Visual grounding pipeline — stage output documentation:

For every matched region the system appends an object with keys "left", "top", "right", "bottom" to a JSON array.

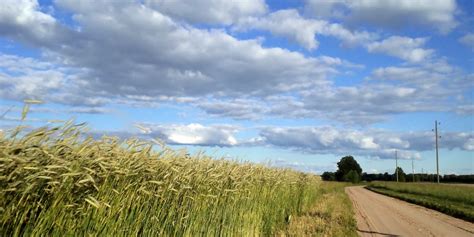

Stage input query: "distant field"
[
  {"left": 367, "top": 182, "right": 474, "bottom": 222},
  {"left": 0, "top": 122, "right": 357, "bottom": 236}
]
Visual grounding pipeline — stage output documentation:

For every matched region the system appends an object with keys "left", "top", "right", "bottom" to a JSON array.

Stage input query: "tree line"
[
  {"left": 361, "top": 172, "right": 474, "bottom": 183},
  {"left": 321, "top": 156, "right": 474, "bottom": 184}
]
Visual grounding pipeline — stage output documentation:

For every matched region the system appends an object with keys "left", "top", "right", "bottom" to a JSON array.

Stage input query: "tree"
[
  {"left": 321, "top": 172, "right": 336, "bottom": 181},
  {"left": 335, "top": 156, "right": 362, "bottom": 182},
  {"left": 394, "top": 167, "right": 406, "bottom": 182},
  {"left": 344, "top": 170, "right": 361, "bottom": 183}
]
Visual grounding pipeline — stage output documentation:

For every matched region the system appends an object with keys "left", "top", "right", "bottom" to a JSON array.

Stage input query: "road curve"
[{"left": 345, "top": 186, "right": 474, "bottom": 237}]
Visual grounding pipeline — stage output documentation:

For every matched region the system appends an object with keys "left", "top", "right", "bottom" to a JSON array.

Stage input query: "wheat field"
[{"left": 0, "top": 120, "right": 321, "bottom": 236}]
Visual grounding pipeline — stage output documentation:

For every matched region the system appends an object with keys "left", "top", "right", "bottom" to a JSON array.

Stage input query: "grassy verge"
[
  {"left": 367, "top": 182, "right": 474, "bottom": 222},
  {"left": 0, "top": 123, "right": 321, "bottom": 236},
  {"left": 277, "top": 182, "right": 358, "bottom": 237}
]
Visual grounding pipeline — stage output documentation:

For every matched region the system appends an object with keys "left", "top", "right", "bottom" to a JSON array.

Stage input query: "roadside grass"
[
  {"left": 277, "top": 182, "right": 358, "bottom": 237},
  {"left": 0, "top": 123, "right": 322, "bottom": 236},
  {"left": 367, "top": 181, "right": 474, "bottom": 222}
]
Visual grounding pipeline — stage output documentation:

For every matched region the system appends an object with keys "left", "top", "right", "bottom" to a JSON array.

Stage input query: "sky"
[{"left": 0, "top": 0, "right": 473, "bottom": 175}]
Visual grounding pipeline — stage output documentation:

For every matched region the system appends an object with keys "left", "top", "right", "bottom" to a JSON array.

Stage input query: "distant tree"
[
  {"left": 362, "top": 172, "right": 369, "bottom": 181},
  {"left": 394, "top": 167, "right": 406, "bottom": 182},
  {"left": 415, "top": 174, "right": 421, "bottom": 182},
  {"left": 335, "top": 156, "right": 362, "bottom": 182},
  {"left": 321, "top": 172, "right": 336, "bottom": 181},
  {"left": 443, "top": 174, "right": 474, "bottom": 183}
]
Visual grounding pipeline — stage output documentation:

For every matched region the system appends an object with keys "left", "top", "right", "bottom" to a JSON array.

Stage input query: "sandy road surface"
[{"left": 346, "top": 186, "right": 474, "bottom": 237}]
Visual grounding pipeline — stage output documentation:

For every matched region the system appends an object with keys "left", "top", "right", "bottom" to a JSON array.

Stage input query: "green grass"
[
  {"left": 367, "top": 181, "right": 474, "bottom": 222},
  {"left": 0, "top": 123, "right": 322, "bottom": 236},
  {"left": 278, "top": 182, "right": 357, "bottom": 237}
]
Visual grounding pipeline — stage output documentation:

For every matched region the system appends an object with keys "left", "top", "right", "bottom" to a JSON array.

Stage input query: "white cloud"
[
  {"left": 0, "top": 0, "right": 471, "bottom": 127},
  {"left": 367, "top": 36, "right": 434, "bottom": 63},
  {"left": 369, "top": 62, "right": 471, "bottom": 96},
  {"left": 234, "top": 9, "right": 376, "bottom": 50},
  {"left": 305, "top": 0, "right": 458, "bottom": 33},
  {"left": 294, "top": 84, "right": 424, "bottom": 124},
  {"left": 140, "top": 123, "right": 239, "bottom": 146},
  {"left": 258, "top": 126, "right": 385, "bottom": 153},
  {"left": 257, "top": 126, "right": 472, "bottom": 158},
  {"left": 235, "top": 9, "right": 323, "bottom": 50},
  {"left": 189, "top": 59, "right": 471, "bottom": 124},
  {"left": 234, "top": 10, "right": 436, "bottom": 64},
  {"left": 369, "top": 149, "right": 421, "bottom": 160},
  {"left": 0, "top": 0, "right": 57, "bottom": 44},
  {"left": 463, "top": 138, "right": 474, "bottom": 151},
  {"left": 0, "top": 54, "right": 63, "bottom": 99},
  {"left": 304, "top": 0, "right": 347, "bottom": 19},
  {"left": 144, "top": 0, "right": 267, "bottom": 25},
  {"left": 0, "top": 54, "right": 106, "bottom": 107},
  {"left": 459, "top": 33, "right": 474, "bottom": 51},
  {"left": 0, "top": 1, "right": 346, "bottom": 100}
]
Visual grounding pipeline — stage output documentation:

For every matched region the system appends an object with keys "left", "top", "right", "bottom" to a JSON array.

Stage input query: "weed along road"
[{"left": 346, "top": 186, "right": 474, "bottom": 237}]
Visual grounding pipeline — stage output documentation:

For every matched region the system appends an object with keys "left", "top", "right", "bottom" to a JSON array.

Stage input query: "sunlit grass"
[{"left": 278, "top": 182, "right": 357, "bottom": 237}]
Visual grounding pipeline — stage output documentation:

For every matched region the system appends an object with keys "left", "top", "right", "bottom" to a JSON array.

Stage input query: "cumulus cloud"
[
  {"left": 0, "top": 0, "right": 471, "bottom": 127},
  {"left": 234, "top": 9, "right": 376, "bottom": 50},
  {"left": 0, "top": 0, "right": 59, "bottom": 45},
  {"left": 256, "top": 126, "right": 473, "bottom": 159},
  {"left": 369, "top": 62, "right": 472, "bottom": 96},
  {"left": 234, "top": 10, "right": 435, "bottom": 64},
  {"left": 0, "top": 55, "right": 63, "bottom": 99},
  {"left": 87, "top": 123, "right": 473, "bottom": 159},
  {"left": 264, "top": 63, "right": 469, "bottom": 123},
  {"left": 144, "top": 0, "right": 267, "bottom": 25},
  {"left": 305, "top": 0, "right": 458, "bottom": 33},
  {"left": 235, "top": 9, "right": 322, "bottom": 50},
  {"left": 137, "top": 123, "right": 239, "bottom": 146},
  {"left": 0, "top": 53, "right": 107, "bottom": 107},
  {"left": 258, "top": 126, "right": 381, "bottom": 153},
  {"left": 188, "top": 59, "right": 471, "bottom": 124},
  {"left": 459, "top": 33, "right": 474, "bottom": 51},
  {"left": 367, "top": 36, "right": 434, "bottom": 63},
  {"left": 0, "top": 0, "right": 347, "bottom": 100}
]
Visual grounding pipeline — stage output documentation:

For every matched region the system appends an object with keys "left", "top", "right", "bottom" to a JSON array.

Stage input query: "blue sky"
[{"left": 0, "top": 0, "right": 473, "bottom": 175}]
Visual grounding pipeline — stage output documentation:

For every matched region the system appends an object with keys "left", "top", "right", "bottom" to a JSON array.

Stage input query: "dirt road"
[{"left": 346, "top": 186, "right": 474, "bottom": 237}]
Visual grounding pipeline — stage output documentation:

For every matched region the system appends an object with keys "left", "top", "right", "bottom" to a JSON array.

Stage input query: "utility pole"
[
  {"left": 434, "top": 120, "right": 440, "bottom": 183},
  {"left": 395, "top": 150, "right": 399, "bottom": 182},
  {"left": 412, "top": 156, "right": 415, "bottom": 182}
]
